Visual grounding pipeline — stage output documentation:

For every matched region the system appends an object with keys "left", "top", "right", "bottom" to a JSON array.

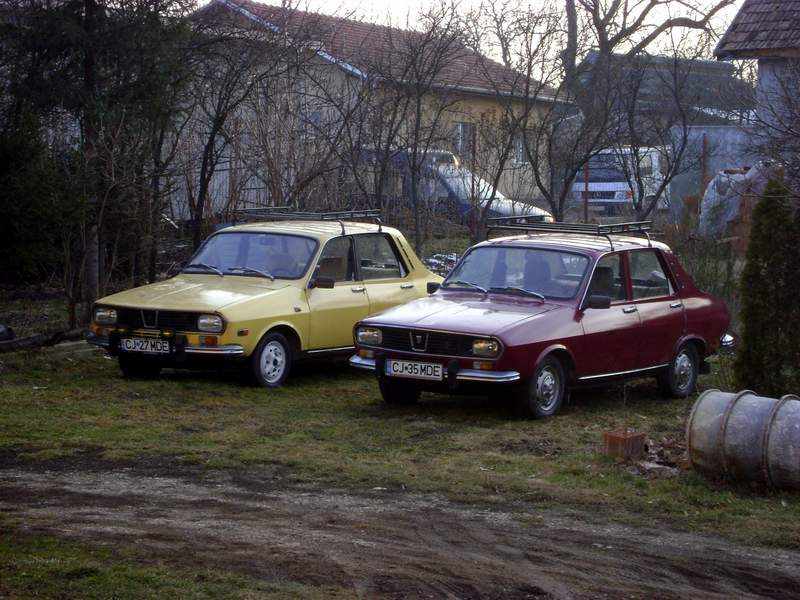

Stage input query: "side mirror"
[
  {"left": 427, "top": 281, "right": 441, "bottom": 294},
  {"left": 584, "top": 295, "right": 611, "bottom": 310},
  {"left": 310, "top": 276, "right": 336, "bottom": 289}
]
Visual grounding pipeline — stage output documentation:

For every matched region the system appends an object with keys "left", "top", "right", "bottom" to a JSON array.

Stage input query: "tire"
[
  {"left": 251, "top": 331, "right": 292, "bottom": 388},
  {"left": 514, "top": 356, "right": 566, "bottom": 419},
  {"left": 379, "top": 377, "right": 420, "bottom": 405},
  {"left": 658, "top": 343, "right": 699, "bottom": 398},
  {"left": 118, "top": 354, "right": 162, "bottom": 379}
]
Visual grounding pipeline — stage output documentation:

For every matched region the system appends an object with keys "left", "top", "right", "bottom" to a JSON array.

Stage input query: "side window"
[
  {"left": 630, "top": 250, "right": 673, "bottom": 299},
  {"left": 588, "top": 254, "right": 626, "bottom": 301},
  {"left": 316, "top": 237, "right": 355, "bottom": 282},
  {"left": 354, "top": 234, "right": 407, "bottom": 280}
]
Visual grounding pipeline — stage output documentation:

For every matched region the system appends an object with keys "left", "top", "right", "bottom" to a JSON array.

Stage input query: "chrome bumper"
[
  {"left": 349, "top": 355, "right": 521, "bottom": 383},
  {"left": 84, "top": 332, "right": 243, "bottom": 357},
  {"left": 184, "top": 344, "right": 244, "bottom": 356}
]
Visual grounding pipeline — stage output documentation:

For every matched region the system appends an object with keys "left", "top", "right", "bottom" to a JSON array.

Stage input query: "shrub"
[{"left": 734, "top": 178, "right": 798, "bottom": 396}]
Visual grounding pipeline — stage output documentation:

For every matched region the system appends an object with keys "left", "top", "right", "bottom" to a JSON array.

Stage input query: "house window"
[
  {"left": 452, "top": 121, "right": 475, "bottom": 159},
  {"left": 513, "top": 131, "right": 527, "bottom": 164}
]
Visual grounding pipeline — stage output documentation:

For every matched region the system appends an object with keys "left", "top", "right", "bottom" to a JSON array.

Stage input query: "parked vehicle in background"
[
  {"left": 351, "top": 219, "right": 732, "bottom": 418},
  {"left": 571, "top": 148, "right": 670, "bottom": 216},
  {"left": 359, "top": 148, "right": 553, "bottom": 222},
  {"left": 87, "top": 210, "right": 441, "bottom": 387}
]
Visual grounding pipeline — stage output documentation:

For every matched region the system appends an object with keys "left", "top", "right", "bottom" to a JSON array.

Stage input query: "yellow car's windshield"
[{"left": 185, "top": 232, "right": 318, "bottom": 280}]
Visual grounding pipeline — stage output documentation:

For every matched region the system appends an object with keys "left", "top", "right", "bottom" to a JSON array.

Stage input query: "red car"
[{"left": 350, "top": 221, "right": 732, "bottom": 418}]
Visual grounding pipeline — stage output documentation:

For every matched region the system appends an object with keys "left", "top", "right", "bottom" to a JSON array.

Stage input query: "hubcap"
[
  {"left": 674, "top": 350, "right": 694, "bottom": 391},
  {"left": 260, "top": 341, "right": 286, "bottom": 384},
  {"left": 536, "top": 366, "right": 560, "bottom": 412}
]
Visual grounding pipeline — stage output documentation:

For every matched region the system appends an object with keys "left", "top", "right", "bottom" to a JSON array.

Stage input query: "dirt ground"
[{"left": 1, "top": 451, "right": 798, "bottom": 600}]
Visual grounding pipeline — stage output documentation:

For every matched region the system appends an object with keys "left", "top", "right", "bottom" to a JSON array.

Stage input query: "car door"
[
  {"left": 577, "top": 252, "right": 643, "bottom": 377},
  {"left": 628, "top": 248, "right": 686, "bottom": 368},
  {"left": 353, "top": 233, "right": 418, "bottom": 314},
  {"left": 306, "top": 236, "right": 370, "bottom": 350}
]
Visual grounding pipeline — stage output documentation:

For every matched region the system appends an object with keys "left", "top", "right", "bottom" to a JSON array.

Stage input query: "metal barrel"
[{"left": 686, "top": 389, "right": 800, "bottom": 490}]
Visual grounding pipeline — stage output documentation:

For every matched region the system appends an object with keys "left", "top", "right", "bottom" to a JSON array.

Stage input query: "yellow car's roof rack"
[{"left": 232, "top": 208, "right": 382, "bottom": 235}]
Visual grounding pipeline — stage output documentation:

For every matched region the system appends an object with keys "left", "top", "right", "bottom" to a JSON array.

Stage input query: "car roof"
[
  {"left": 478, "top": 232, "right": 671, "bottom": 254},
  {"left": 215, "top": 220, "right": 396, "bottom": 240}
]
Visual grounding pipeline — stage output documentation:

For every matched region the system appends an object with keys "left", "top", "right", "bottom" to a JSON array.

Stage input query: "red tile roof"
[
  {"left": 715, "top": 0, "right": 800, "bottom": 58},
  {"left": 211, "top": 0, "right": 556, "bottom": 101}
]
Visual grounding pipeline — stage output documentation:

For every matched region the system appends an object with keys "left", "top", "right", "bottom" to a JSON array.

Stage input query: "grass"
[
  {"left": 0, "top": 523, "right": 354, "bottom": 600},
  {"left": 1, "top": 347, "right": 798, "bottom": 552}
]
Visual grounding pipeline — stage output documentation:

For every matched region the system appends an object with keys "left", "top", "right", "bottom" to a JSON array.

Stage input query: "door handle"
[
  {"left": 400, "top": 283, "right": 414, "bottom": 289},
  {"left": 351, "top": 286, "right": 366, "bottom": 293},
  {"left": 622, "top": 306, "right": 638, "bottom": 314},
  {"left": 669, "top": 301, "right": 683, "bottom": 309}
]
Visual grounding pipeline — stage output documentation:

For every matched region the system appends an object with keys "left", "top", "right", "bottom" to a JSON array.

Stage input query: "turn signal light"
[
  {"left": 473, "top": 361, "right": 494, "bottom": 370},
  {"left": 359, "top": 349, "right": 375, "bottom": 359},
  {"left": 201, "top": 336, "right": 218, "bottom": 346}
]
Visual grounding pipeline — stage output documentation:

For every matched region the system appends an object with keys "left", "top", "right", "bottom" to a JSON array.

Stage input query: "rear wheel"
[
  {"left": 658, "top": 343, "right": 699, "bottom": 398},
  {"left": 118, "top": 354, "right": 162, "bottom": 379},
  {"left": 379, "top": 377, "right": 420, "bottom": 405},
  {"left": 251, "top": 332, "right": 292, "bottom": 388},
  {"left": 514, "top": 356, "right": 566, "bottom": 419}
]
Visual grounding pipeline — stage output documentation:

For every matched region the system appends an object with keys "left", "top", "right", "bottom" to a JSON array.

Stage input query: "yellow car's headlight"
[
  {"left": 356, "top": 327, "right": 382, "bottom": 345},
  {"left": 472, "top": 338, "right": 500, "bottom": 357},
  {"left": 94, "top": 306, "right": 117, "bottom": 326},
  {"left": 198, "top": 314, "right": 224, "bottom": 333}
]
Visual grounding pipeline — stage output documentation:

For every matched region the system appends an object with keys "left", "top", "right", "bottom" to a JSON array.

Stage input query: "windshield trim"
[
  {"left": 442, "top": 244, "right": 592, "bottom": 301},
  {"left": 183, "top": 231, "right": 320, "bottom": 281}
]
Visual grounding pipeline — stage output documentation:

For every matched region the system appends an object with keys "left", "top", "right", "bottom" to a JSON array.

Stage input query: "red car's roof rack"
[
  {"left": 486, "top": 217, "right": 652, "bottom": 250},
  {"left": 232, "top": 208, "right": 382, "bottom": 235}
]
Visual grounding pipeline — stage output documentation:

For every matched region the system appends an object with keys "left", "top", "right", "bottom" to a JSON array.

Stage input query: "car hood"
[
  {"left": 365, "top": 293, "right": 560, "bottom": 336},
  {"left": 98, "top": 274, "right": 295, "bottom": 313}
]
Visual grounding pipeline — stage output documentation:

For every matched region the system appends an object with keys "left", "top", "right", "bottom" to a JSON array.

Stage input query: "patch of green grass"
[
  {"left": 0, "top": 526, "right": 353, "bottom": 599},
  {"left": 0, "top": 348, "right": 798, "bottom": 549}
]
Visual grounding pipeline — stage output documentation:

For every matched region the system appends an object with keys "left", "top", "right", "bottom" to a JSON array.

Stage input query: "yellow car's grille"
[{"left": 116, "top": 308, "right": 199, "bottom": 332}]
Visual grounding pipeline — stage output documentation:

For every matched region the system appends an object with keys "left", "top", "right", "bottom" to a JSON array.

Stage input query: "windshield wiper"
[
  {"left": 184, "top": 262, "right": 223, "bottom": 277},
  {"left": 442, "top": 279, "right": 487, "bottom": 293},
  {"left": 227, "top": 266, "right": 275, "bottom": 280},
  {"left": 488, "top": 286, "right": 545, "bottom": 301}
]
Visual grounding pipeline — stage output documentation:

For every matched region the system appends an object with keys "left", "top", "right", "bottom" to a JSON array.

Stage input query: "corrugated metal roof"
[{"left": 715, "top": 0, "right": 800, "bottom": 59}]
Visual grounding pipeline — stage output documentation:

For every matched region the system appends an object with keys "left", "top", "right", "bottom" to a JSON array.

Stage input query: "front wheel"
[
  {"left": 118, "top": 354, "right": 162, "bottom": 379},
  {"left": 514, "top": 356, "right": 566, "bottom": 419},
  {"left": 658, "top": 343, "right": 699, "bottom": 398},
  {"left": 379, "top": 377, "right": 420, "bottom": 405},
  {"left": 251, "top": 332, "right": 292, "bottom": 388}
]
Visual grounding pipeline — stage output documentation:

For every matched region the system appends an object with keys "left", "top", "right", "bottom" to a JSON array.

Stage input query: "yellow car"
[{"left": 87, "top": 216, "right": 441, "bottom": 387}]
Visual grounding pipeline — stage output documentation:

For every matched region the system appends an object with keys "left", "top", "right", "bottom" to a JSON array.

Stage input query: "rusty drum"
[{"left": 686, "top": 389, "right": 800, "bottom": 490}]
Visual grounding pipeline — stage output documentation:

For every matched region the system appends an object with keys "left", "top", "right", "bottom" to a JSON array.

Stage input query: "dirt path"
[{"left": 1, "top": 454, "right": 798, "bottom": 600}]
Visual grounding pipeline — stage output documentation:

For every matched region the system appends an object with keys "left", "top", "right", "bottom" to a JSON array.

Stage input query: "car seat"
[
  {"left": 317, "top": 256, "right": 349, "bottom": 281},
  {"left": 524, "top": 260, "right": 551, "bottom": 294}
]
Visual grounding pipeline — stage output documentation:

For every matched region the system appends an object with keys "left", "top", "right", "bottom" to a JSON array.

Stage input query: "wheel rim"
[
  {"left": 536, "top": 366, "right": 560, "bottom": 412},
  {"left": 260, "top": 341, "right": 286, "bottom": 384},
  {"left": 674, "top": 350, "right": 694, "bottom": 392}
]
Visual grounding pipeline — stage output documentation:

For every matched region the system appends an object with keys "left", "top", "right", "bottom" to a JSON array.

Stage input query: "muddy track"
[{"left": 0, "top": 453, "right": 798, "bottom": 600}]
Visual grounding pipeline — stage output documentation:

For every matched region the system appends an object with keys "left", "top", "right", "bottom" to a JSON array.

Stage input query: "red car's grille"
[
  {"left": 116, "top": 308, "right": 199, "bottom": 332},
  {"left": 378, "top": 327, "right": 476, "bottom": 357}
]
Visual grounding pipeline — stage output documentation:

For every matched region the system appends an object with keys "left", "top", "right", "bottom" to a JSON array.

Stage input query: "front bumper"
[
  {"left": 349, "top": 355, "right": 521, "bottom": 383},
  {"left": 85, "top": 330, "right": 243, "bottom": 357}
]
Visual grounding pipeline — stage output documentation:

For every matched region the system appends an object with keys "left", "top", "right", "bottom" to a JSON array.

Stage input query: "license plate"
[
  {"left": 385, "top": 359, "right": 443, "bottom": 381},
  {"left": 120, "top": 337, "right": 171, "bottom": 354}
]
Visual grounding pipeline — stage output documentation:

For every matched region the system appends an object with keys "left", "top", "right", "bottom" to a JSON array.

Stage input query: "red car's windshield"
[{"left": 443, "top": 246, "right": 590, "bottom": 299}]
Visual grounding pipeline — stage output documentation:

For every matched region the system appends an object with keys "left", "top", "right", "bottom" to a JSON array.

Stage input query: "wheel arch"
[
  {"left": 535, "top": 344, "right": 577, "bottom": 384},
  {"left": 674, "top": 335, "right": 706, "bottom": 360},
  {"left": 256, "top": 322, "right": 304, "bottom": 359}
]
